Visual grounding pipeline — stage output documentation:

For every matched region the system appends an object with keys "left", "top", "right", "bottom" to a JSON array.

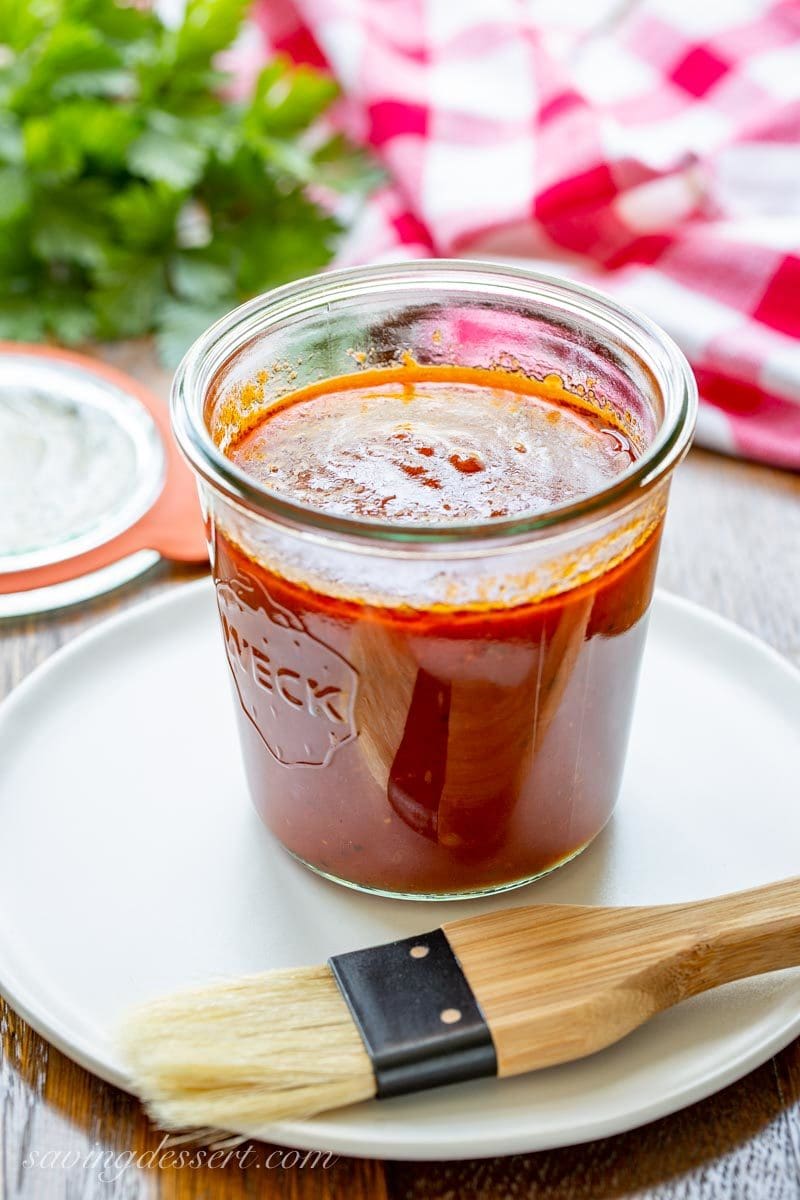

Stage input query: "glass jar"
[{"left": 172, "top": 261, "right": 696, "bottom": 900}]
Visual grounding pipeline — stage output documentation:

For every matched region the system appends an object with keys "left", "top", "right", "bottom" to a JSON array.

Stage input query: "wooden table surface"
[{"left": 1, "top": 346, "right": 799, "bottom": 1199}]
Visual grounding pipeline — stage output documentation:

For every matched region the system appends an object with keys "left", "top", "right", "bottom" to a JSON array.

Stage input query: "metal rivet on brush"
[
  {"left": 409, "top": 945, "right": 429, "bottom": 959},
  {"left": 440, "top": 1008, "right": 462, "bottom": 1024}
]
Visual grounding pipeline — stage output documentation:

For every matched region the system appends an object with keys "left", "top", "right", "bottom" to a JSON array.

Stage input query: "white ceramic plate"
[{"left": 0, "top": 581, "right": 798, "bottom": 1160}]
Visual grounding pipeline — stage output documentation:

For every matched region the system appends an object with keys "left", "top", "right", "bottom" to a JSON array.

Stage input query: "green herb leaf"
[
  {"left": 31, "top": 180, "right": 114, "bottom": 268},
  {"left": 13, "top": 23, "right": 122, "bottom": 112},
  {"left": 0, "top": 298, "right": 46, "bottom": 341},
  {"left": 109, "top": 183, "right": 183, "bottom": 251},
  {"left": 155, "top": 295, "right": 236, "bottom": 366},
  {"left": 0, "top": 114, "right": 24, "bottom": 164},
  {"left": 0, "top": 0, "right": 45, "bottom": 52},
  {"left": 174, "top": 0, "right": 250, "bottom": 68},
  {"left": 127, "top": 126, "right": 208, "bottom": 190},
  {"left": 92, "top": 256, "right": 166, "bottom": 339},
  {"left": 171, "top": 254, "right": 234, "bottom": 303},
  {"left": 44, "top": 293, "right": 99, "bottom": 345},
  {"left": 0, "top": 166, "right": 30, "bottom": 220},
  {"left": 0, "top": 0, "right": 376, "bottom": 359},
  {"left": 50, "top": 67, "right": 135, "bottom": 100},
  {"left": 23, "top": 115, "right": 84, "bottom": 181},
  {"left": 313, "top": 133, "right": 385, "bottom": 194},
  {"left": 252, "top": 59, "right": 339, "bottom": 136}
]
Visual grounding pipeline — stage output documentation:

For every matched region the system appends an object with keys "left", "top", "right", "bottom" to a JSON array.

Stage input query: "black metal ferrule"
[{"left": 329, "top": 928, "right": 497, "bottom": 1099}]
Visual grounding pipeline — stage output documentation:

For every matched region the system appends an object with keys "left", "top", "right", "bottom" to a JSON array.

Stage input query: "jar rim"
[{"left": 170, "top": 259, "right": 697, "bottom": 546}]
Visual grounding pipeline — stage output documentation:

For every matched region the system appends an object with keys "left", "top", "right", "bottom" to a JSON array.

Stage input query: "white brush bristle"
[{"left": 119, "top": 965, "right": 376, "bottom": 1131}]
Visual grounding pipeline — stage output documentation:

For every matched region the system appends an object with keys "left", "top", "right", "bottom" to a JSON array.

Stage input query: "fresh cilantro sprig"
[{"left": 0, "top": 0, "right": 375, "bottom": 363}]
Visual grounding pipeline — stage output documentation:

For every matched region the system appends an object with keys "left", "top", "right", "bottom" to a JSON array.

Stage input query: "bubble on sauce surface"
[{"left": 229, "top": 381, "right": 635, "bottom": 523}]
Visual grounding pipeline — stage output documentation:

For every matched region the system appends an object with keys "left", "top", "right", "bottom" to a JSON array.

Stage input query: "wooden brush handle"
[
  {"left": 656, "top": 875, "right": 800, "bottom": 986},
  {"left": 443, "top": 876, "right": 800, "bottom": 1077}
]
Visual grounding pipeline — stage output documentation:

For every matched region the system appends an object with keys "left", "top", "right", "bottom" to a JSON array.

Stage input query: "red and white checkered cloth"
[{"left": 249, "top": 0, "right": 800, "bottom": 469}]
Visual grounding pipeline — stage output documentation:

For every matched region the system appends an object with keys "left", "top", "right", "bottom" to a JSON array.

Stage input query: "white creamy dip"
[{"left": 0, "top": 387, "right": 142, "bottom": 557}]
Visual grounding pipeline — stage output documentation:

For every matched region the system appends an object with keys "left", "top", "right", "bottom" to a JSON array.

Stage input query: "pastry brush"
[{"left": 120, "top": 876, "right": 800, "bottom": 1132}]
